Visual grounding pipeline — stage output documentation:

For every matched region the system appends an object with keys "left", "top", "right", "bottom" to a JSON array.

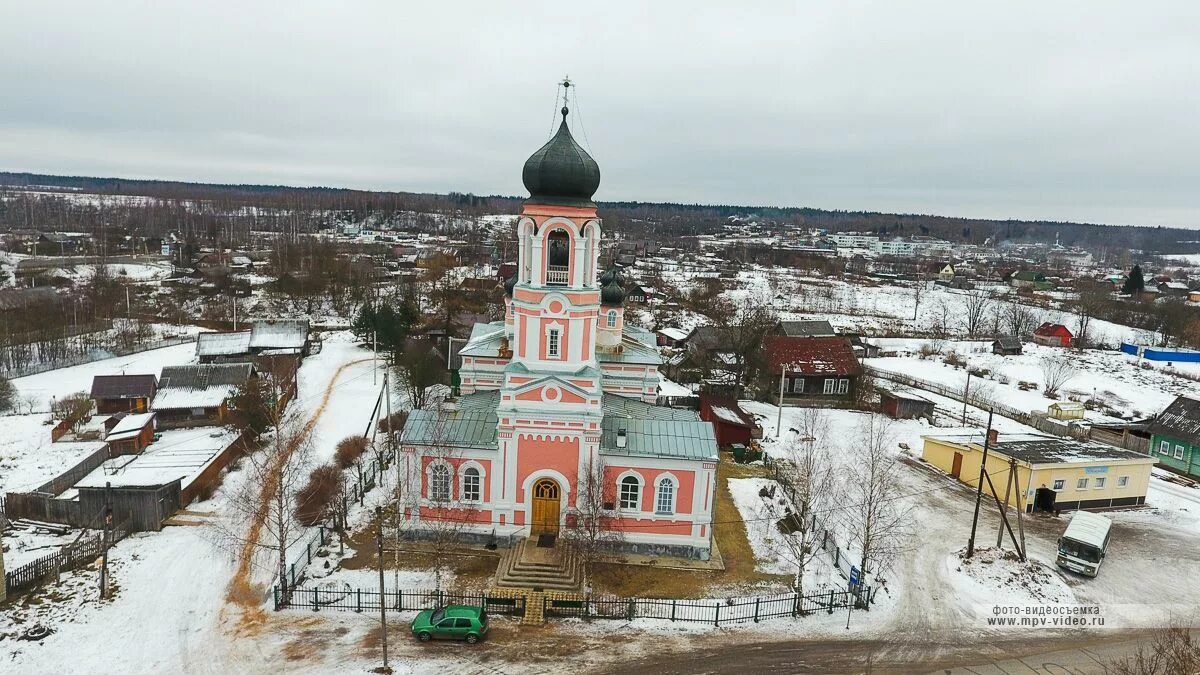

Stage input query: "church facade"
[{"left": 399, "top": 106, "right": 718, "bottom": 559}]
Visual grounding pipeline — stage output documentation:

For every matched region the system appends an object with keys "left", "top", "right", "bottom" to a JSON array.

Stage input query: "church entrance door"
[{"left": 531, "top": 478, "right": 561, "bottom": 535}]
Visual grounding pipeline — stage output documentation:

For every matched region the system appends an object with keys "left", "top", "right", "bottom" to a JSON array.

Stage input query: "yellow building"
[{"left": 921, "top": 432, "right": 1155, "bottom": 512}]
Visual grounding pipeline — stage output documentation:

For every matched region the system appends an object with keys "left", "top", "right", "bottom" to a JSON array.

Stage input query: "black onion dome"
[
  {"left": 504, "top": 274, "right": 517, "bottom": 297},
  {"left": 600, "top": 267, "right": 625, "bottom": 306},
  {"left": 522, "top": 108, "right": 600, "bottom": 208}
]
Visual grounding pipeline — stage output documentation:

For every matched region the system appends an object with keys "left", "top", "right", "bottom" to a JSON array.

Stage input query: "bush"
[
  {"left": 51, "top": 391, "right": 93, "bottom": 427},
  {"left": 918, "top": 343, "right": 942, "bottom": 359},
  {"left": 295, "top": 464, "right": 344, "bottom": 526},
  {"left": 334, "top": 435, "right": 369, "bottom": 469},
  {"left": 377, "top": 411, "right": 410, "bottom": 434},
  {"left": 943, "top": 352, "right": 967, "bottom": 369}
]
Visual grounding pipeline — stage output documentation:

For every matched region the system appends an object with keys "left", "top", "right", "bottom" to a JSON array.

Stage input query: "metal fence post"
[
  {"left": 754, "top": 597, "right": 761, "bottom": 623},
  {"left": 827, "top": 590, "right": 834, "bottom": 614},
  {"left": 714, "top": 603, "right": 720, "bottom": 627},
  {"left": 627, "top": 599, "right": 635, "bottom": 622},
  {"left": 312, "top": 589, "right": 319, "bottom": 612},
  {"left": 273, "top": 585, "right": 279, "bottom": 611},
  {"left": 356, "top": 588, "right": 362, "bottom": 613},
  {"left": 670, "top": 599, "right": 676, "bottom": 622}
]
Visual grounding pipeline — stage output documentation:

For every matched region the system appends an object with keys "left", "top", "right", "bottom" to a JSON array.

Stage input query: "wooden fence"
[
  {"left": 866, "top": 365, "right": 1032, "bottom": 425},
  {"left": 4, "top": 527, "right": 129, "bottom": 595},
  {"left": 31, "top": 445, "right": 111, "bottom": 496},
  {"left": 5, "top": 482, "right": 180, "bottom": 532}
]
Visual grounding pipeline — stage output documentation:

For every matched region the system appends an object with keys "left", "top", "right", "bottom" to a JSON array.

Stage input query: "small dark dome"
[
  {"left": 504, "top": 274, "right": 517, "bottom": 297},
  {"left": 522, "top": 112, "right": 600, "bottom": 208},
  {"left": 600, "top": 267, "right": 625, "bottom": 306}
]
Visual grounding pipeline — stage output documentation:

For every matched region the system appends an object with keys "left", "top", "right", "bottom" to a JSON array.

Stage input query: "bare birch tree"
[
  {"left": 841, "top": 415, "right": 910, "bottom": 592},
  {"left": 1040, "top": 355, "right": 1078, "bottom": 398},
  {"left": 771, "top": 408, "right": 836, "bottom": 600},
  {"left": 561, "top": 454, "right": 621, "bottom": 590}
]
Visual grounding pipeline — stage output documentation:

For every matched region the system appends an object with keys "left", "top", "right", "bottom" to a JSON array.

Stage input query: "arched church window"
[
  {"left": 546, "top": 230, "right": 570, "bottom": 284},
  {"left": 607, "top": 310, "right": 617, "bottom": 328},
  {"left": 655, "top": 477, "right": 676, "bottom": 515},
  {"left": 462, "top": 467, "right": 481, "bottom": 502},
  {"left": 430, "top": 464, "right": 451, "bottom": 502},
  {"left": 619, "top": 475, "right": 641, "bottom": 511}
]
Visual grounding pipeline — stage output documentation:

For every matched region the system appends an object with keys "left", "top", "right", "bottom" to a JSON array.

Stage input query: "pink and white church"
[{"left": 399, "top": 105, "right": 719, "bottom": 559}]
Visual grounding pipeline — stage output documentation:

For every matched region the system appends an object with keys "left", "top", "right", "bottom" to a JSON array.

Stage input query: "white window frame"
[
  {"left": 823, "top": 378, "right": 835, "bottom": 395},
  {"left": 1117, "top": 475, "right": 1129, "bottom": 488},
  {"left": 460, "top": 464, "right": 483, "bottom": 503},
  {"left": 606, "top": 310, "right": 617, "bottom": 328},
  {"left": 791, "top": 377, "right": 804, "bottom": 394},
  {"left": 1174, "top": 444, "right": 1185, "bottom": 460},
  {"left": 1093, "top": 476, "right": 1106, "bottom": 489},
  {"left": 655, "top": 475, "right": 677, "bottom": 515},
  {"left": 618, "top": 473, "right": 642, "bottom": 512},
  {"left": 836, "top": 378, "right": 849, "bottom": 395},
  {"left": 429, "top": 462, "right": 452, "bottom": 502},
  {"left": 1052, "top": 479, "right": 1065, "bottom": 490},
  {"left": 1076, "top": 477, "right": 1088, "bottom": 490},
  {"left": 547, "top": 328, "right": 561, "bottom": 358},
  {"left": 1159, "top": 440, "right": 1170, "bottom": 455}
]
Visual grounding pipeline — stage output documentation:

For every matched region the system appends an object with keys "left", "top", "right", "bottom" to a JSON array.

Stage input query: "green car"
[{"left": 410, "top": 605, "right": 489, "bottom": 644}]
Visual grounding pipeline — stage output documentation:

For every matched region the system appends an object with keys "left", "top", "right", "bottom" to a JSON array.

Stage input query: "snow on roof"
[
  {"left": 658, "top": 327, "right": 690, "bottom": 341},
  {"left": 75, "top": 427, "right": 239, "bottom": 489},
  {"left": 924, "top": 432, "right": 1154, "bottom": 465},
  {"left": 105, "top": 412, "right": 155, "bottom": 439},
  {"left": 657, "top": 378, "right": 694, "bottom": 398},
  {"left": 154, "top": 363, "right": 253, "bottom": 410},
  {"left": 764, "top": 335, "right": 862, "bottom": 376},
  {"left": 196, "top": 331, "right": 252, "bottom": 357},
  {"left": 249, "top": 319, "right": 308, "bottom": 349},
  {"left": 710, "top": 405, "right": 746, "bottom": 425}
]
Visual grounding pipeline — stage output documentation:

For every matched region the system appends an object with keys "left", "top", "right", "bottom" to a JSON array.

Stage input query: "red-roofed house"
[
  {"left": 764, "top": 335, "right": 863, "bottom": 403},
  {"left": 1032, "top": 322, "right": 1074, "bottom": 348}
]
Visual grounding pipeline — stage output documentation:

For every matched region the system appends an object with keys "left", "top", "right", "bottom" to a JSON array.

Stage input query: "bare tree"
[
  {"left": 1104, "top": 624, "right": 1200, "bottom": 675},
  {"left": 911, "top": 271, "right": 927, "bottom": 321},
  {"left": 223, "top": 409, "right": 315, "bottom": 598},
  {"left": 1040, "top": 355, "right": 1078, "bottom": 398},
  {"left": 771, "top": 409, "right": 836, "bottom": 599},
  {"left": 393, "top": 339, "right": 444, "bottom": 410},
  {"left": 1074, "top": 286, "right": 1108, "bottom": 350},
  {"left": 1002, "top": 301, "right": 1040, "bottom": 339},
  {"left": 841, "top": 415, "right": 910, "bottom": 590},
  {"left": 961, "top": 289, "right": 993, "bottom": 339},
  {"left": 395, "top": 402, "right": 467, "bottom": 592},
  {"left": 561, "top": 454, "right": 621, "bottom": 590}
]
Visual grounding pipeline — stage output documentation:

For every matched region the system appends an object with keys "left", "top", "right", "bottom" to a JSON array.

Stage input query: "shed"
[
  {"left": 196, "top": 331, "right": 252, "bottom": 362},
  {"left": 698, "top": 395, "right": 758, "bottom": 447},
  {"left": 104, "top": 411, "right": 157, "bottom": 455},
  {"left": 1048, "top": 401, "right": 1086, "bottom": 420},
  {"left": 992, "top": 336, "right": 1023, "bottom": 356},
  {"left": 879, "top": 388, "right": 935, "bottom": 421},
  {"left": 656, "top": 327, "right": 691, "bottom": 348}
]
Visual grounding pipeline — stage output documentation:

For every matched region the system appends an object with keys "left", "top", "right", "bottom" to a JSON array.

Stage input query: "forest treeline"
[{"left": 0, "top": 171, "right": 1194, "bottom": 254}]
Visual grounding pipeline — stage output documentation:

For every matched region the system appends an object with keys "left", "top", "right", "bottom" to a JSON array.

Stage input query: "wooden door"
[
  {"left": 951, "top": 452, "right": 963, "bottom": 479},
  {"left": 531, "top": 479, "right": 561, "bottom": 534}
]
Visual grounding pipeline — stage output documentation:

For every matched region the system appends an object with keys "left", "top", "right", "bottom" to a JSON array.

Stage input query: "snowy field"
[{"left": 869, "top": 338, "right": 1200, "bottom": 421}]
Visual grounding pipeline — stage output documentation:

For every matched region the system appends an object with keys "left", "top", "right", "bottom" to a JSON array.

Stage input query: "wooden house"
[
  {"left": 104, "top": 412, "right": 156, "bottom": 455},
  {"left": 764, "top": 335, "right": 863, "bottom": 403},
  {"left": 1032, "top": 322, "right": 1074, "bottom": 347},
  {"left": 90, "top": 374, "right": 158, "bottom": 414},
  {"left": 992, "top": 336, "right": 1023, "bottom": 356}
]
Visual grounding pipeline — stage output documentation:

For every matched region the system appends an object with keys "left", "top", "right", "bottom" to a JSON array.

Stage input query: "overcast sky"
[{"left": 1, "top": 2, "right": 1198, "bottom": 226}]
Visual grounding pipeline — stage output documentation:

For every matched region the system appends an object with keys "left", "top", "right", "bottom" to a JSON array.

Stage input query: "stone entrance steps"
[{"left": 495, "top": 538, "right": 582, "bottom": 593}]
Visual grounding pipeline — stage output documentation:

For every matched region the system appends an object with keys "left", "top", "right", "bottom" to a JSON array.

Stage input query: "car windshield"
[
  {"left": 430, "top": 609, "right": 446, "bottom": 624},
  {"left": 1059, "top": 537, "right": 1101, "bottom": 563}
]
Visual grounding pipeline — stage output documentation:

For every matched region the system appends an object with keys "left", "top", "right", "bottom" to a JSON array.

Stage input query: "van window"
[{"left": 1059, "top": 537, "right": 1101, "bottom": 563}]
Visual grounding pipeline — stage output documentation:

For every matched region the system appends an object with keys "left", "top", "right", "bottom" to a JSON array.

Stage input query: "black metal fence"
[
  {"left": 276, "top": 586, "right": 525, "bottom": 616},
  {"left": 544, "top": 590, "right": 862, "bottom": 626}
]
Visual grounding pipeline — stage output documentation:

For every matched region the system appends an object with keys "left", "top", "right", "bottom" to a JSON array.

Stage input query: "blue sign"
[
  {"left": 160, "top": 244, "right": 171, "bottom": 256},
  {"left": 849, "top": 566, "right": 861, "bottom": 589},
  {"left": 1084, "top": 466, "right": 1109, "bottom": 475}
]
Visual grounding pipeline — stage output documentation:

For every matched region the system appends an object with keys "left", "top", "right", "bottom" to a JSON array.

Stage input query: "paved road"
[{"left": 614, "top": 630, "right": 1166, "bottom": 674}]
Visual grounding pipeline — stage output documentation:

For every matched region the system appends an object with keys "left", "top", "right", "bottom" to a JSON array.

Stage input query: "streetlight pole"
[
  {"left": 375, "top": 506, "right": 389, "bottom": 673},
  {"left": 776, "top": 366, "right": 786, "bottom": 439}
]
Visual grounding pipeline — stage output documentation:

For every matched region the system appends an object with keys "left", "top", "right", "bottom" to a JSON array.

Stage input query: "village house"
[
  {"left": 1011, "top": 270, "right": 1053, "bottom": 291},
  {"left": 401, "top": 107, "right": 718, "bottom": 562},
  {"left": 921, "top": 431, "right": 1155, "bottom": 513},
  {"left": 152, "top": 362, "right": 256, "bottom": 428},
  {"left": 1146, "top": 395, "right": 1200, "bottom": 480},
  {"left": 1157, "top": 280, "right": 1190, "bottom": 297},
  {"left": 698, "top": 395, "right": 758, "bottom": 447},
  {"left": 655, "top": 327, "right": 691, "bottom": 348},
  {"left": 764, "top": 335, "right": 863, "bottom": 403},
  {"left": 1032, "top": 322, "right": 1074, "bottom": 347},
  {"left": 90, "top": 374, "right": 158, "bottom": 414},
  {"left": 778, "top": 319, "right": 837, "bottom": 338}
]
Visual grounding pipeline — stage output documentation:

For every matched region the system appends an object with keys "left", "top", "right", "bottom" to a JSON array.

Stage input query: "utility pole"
[
  {"left": 232, "top": 296, "right": 238, "bottom": 331},
  {"left": 100, "top": 481, "right": 113, "bottom": 599},
  {"left": 961, "top": 370, "right": 972, "bottom": 426},
  {"left": 384, "top": 370, "right": 394, "bottom": 464},
  {"left": 776, "top": 366, "right": 787, "bottom": 439},
  {"left": 373, "top": 330, "right": 378, "bottom": 386},
  {"left": 997, "top": 456, "right": 1015, "bottom": 548},
  {"left": 125, "top": 286, "right": 131, "bottom": 321},
  {"left": 375, "top": 506, "right": 389, "bottom": 673},
  {"left": 965, "top": 411, "right": 993, "bottom": 559}
]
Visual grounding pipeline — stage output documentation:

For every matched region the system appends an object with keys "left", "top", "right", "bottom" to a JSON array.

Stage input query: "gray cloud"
[{"left": 1, "top": 1, "right": 1198, "bottom": 226}]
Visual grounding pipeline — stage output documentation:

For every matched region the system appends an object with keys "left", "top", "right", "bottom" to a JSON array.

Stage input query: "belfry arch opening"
[{"left": 545, "top": 229, "right": 570, "bottom": 285}]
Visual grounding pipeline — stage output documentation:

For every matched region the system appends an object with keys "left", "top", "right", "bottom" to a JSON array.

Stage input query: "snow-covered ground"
[
  {"left": 869, "top": 338, "right": 1200, "bottom": 421},
  {"left": 11, "top": 340, "right": 197, "bottom": 409}
]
